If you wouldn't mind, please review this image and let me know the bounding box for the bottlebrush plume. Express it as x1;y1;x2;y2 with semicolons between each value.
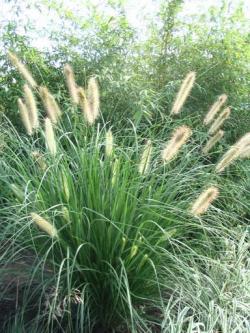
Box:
208;107;231;135
170;71;196;115
130;245;138;259
8;51;37;88
240;145;250;159
204;94;227;125
61;206;70;223
111;159;119;186
87;77;100;120
44;117;57;156
190;186;219;217
138;140;152;174
39;86;61;123
78;87;94;124
215;133;250;173
31;212;58;238
237;133;250;147
18;98;32;135
215;146;241;173
23;84;39;129
105;129;114;157
162;125;192;162
64;64;79;105
61;172;70;201
202;130;224;154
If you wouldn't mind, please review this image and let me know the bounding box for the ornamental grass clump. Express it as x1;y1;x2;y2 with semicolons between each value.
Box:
1;55;250;332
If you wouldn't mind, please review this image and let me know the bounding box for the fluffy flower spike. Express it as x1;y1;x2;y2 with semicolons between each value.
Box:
8;51;37;88
202;130;224;154
23;84;39;129
215;133;250;172
162;125;192;162
208;107;231;135
18;98;33;135
44;117;57;156
190;186;219;217
204;94;227;125
170;71;196;115
31;212;58;238
64;64;79;105
39;86;61;123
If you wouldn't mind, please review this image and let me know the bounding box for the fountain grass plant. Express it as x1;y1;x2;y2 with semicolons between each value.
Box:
0;54;249;332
